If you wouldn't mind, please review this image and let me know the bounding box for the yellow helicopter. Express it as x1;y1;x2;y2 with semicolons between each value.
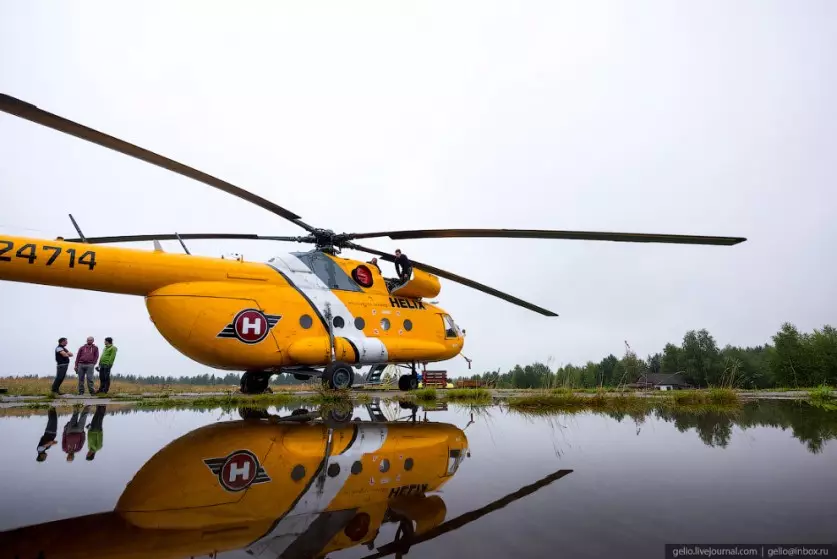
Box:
0;403;572;559
0;93;747;393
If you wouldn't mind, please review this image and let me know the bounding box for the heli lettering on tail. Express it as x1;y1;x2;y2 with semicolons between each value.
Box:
217;309;281;344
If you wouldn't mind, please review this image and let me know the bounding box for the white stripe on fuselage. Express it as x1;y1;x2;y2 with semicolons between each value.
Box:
245;424;389;558
270;253;388;364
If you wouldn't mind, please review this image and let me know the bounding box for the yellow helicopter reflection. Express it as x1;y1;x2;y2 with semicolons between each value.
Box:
0;402;572;559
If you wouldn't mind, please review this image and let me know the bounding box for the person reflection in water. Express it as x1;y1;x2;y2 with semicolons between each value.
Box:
62;405;90;462
36;407;59;462
86;405;106;461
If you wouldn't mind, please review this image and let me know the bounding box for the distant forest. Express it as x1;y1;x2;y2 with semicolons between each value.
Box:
468;322;837;389
12;322;834;390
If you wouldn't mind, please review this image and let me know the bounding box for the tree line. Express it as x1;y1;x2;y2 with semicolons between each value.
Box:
469;322;837;389
648;400;835;454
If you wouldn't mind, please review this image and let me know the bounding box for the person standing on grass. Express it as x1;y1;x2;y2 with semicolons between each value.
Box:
96;338;117;394
51;337;73;396
74;337;99;396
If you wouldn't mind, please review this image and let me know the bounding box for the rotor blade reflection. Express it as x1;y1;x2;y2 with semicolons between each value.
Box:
362;469;574;559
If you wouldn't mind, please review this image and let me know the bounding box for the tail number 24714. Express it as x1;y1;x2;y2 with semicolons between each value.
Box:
0;240;97;270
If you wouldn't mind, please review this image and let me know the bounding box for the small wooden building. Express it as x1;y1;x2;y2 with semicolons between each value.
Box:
627;372;691;391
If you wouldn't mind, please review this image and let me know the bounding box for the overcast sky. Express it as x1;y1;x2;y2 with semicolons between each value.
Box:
1;1;835;378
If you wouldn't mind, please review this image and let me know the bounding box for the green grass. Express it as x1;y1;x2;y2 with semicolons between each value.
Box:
133;392;297;410
708;387;739;404
413;387;438;401
809;385;834;402
24;402;52;410
508;389;742;415
667;388;739;406
310;386;354;404
444;388;491;402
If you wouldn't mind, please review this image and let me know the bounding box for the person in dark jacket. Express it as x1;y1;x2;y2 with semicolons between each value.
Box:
51;338;73;396
36;407;59;462
394;249;412;284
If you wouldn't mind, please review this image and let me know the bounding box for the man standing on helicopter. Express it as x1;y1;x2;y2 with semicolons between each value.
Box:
394;249;412;284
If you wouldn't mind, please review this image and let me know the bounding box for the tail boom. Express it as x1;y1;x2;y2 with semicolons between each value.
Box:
0;234;280;296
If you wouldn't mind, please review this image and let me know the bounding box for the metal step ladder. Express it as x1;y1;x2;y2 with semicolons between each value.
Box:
366;399;388;422
364;364;387;385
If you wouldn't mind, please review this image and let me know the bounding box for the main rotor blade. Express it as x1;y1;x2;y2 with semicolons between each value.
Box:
345;242;558;317
61;233;311;244
345;228;747;246
0;93;313;232
361;469;574;559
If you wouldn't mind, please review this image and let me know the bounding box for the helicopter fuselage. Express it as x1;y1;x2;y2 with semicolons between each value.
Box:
0;234;465;374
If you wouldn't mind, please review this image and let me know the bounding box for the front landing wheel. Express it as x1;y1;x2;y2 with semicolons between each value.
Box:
240;371;271;394
398;374;418;391
322;362;355;390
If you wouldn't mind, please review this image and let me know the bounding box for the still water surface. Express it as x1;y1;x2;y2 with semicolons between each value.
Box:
1;399;835;558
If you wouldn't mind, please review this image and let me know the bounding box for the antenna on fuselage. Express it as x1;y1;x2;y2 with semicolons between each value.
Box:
174;232;191;255
67;214;87;243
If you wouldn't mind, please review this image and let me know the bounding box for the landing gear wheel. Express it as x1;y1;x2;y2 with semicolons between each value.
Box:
240;371;271;394
323;407;353;428
398;374;418;391
238;407;270;420
327;409;352;423
322;361;354;390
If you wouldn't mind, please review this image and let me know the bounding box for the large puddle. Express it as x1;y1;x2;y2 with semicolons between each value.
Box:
1;399;835;558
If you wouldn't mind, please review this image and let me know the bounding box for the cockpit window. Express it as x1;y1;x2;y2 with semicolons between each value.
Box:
441;314;460;339
292;252;363;292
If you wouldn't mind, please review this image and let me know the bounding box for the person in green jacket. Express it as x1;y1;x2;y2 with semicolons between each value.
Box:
96;337;117;394
86;405;106;461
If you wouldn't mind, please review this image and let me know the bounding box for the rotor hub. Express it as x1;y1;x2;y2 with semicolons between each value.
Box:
313;229;341;252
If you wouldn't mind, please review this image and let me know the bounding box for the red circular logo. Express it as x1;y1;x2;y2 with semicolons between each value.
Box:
353;265;373;288
220;451;259;492
233;309;269;344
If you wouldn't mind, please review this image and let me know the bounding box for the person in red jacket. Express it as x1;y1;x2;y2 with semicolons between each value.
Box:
62;406;89;462
74;337;99;396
